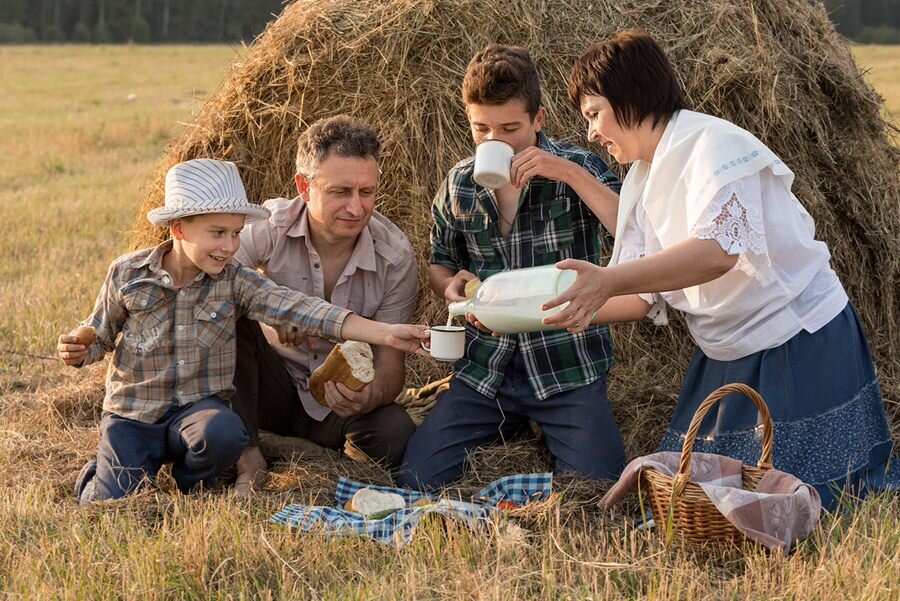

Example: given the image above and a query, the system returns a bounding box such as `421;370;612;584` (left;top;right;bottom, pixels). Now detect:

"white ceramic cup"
473;140;515;189
421;325;466;361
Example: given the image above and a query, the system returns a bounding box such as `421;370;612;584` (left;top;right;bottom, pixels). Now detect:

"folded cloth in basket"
269;473;552;545
601;452;821;554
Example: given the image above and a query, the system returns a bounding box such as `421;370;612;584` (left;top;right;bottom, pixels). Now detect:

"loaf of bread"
344;487;406;517
308;341;375;406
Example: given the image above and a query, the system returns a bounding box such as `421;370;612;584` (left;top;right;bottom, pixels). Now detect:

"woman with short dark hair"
547;30;898;509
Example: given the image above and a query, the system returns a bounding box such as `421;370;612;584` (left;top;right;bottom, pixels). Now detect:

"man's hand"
57;334;87;366
322;381;379;417
510;146;574;189
540;259;611;333
443;269;479;303
273;325;318;349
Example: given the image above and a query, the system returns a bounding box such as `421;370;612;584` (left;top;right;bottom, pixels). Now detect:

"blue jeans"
396;350;625;490
76;397;248;503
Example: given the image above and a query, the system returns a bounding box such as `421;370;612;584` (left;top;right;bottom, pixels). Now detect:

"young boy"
396;44;625;489
57;158;427;503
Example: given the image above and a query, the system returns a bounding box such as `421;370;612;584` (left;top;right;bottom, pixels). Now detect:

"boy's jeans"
76;397;248;503
396;350;625;490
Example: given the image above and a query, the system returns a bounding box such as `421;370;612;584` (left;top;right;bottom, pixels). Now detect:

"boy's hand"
382;324;430;356
57;334;88;366
510;147;573;189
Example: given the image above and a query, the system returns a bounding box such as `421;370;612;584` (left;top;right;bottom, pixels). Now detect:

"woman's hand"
541;259;613;333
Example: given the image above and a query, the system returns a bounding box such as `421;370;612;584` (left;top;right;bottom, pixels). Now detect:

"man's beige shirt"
234;197;418;420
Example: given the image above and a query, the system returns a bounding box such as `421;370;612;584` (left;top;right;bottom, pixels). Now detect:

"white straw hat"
147;159;271;226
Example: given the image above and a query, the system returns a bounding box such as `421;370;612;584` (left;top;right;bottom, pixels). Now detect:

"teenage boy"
229;115;418;493
396;44;626;489
57;159;427;503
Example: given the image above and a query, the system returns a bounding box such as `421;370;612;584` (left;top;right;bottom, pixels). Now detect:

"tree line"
824;0;900;43
0;0;286;44
0;0;898;44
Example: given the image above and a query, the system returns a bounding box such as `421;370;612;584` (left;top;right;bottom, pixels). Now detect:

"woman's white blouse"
618;168;848;361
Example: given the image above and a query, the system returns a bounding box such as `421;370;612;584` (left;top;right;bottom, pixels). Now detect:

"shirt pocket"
194;300;236;348
532;196;575;256
455;213;494;263
120;286;170;353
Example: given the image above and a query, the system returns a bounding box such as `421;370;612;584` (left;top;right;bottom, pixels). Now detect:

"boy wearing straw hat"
57;159;428;503
397;44;625;489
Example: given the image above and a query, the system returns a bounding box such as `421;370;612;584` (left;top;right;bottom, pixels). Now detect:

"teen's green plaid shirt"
431;132;621;400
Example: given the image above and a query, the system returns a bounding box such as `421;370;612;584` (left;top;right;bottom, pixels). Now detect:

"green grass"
0;44;898;599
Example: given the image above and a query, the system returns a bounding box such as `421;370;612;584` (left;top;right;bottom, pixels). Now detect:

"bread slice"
345;487;406;517
309;341;375;406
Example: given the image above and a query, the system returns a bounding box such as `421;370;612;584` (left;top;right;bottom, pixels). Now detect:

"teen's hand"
57;334;88;367
510;147;574;189
541;259;611;333
443;270;479;303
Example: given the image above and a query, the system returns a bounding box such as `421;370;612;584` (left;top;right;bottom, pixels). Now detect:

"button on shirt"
430;132;621;400
79;239;351;423
234;197;418;421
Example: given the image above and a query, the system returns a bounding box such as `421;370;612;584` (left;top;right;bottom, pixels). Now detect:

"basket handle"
671;383;773;496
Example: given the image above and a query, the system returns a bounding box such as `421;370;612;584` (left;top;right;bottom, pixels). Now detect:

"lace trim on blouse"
690;178;774;285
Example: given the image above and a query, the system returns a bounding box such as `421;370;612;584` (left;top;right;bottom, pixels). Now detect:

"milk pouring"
447;265;577;333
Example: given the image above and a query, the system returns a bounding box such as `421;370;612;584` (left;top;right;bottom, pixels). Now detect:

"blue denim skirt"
658;302;899;510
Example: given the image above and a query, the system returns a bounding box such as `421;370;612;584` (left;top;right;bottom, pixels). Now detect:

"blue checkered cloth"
269;473;552;545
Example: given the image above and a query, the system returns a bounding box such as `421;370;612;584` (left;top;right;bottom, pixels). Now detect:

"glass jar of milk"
447;265;577;334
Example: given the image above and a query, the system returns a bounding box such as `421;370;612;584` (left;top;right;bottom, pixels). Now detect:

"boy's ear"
533;106;547;131
295;173;311;198
169;218;185;241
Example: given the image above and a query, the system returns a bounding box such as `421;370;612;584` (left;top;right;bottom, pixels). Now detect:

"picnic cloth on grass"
601;452;821;554
270;473;552;545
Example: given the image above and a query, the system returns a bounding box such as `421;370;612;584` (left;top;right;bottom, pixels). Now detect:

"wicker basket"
640;383;774;546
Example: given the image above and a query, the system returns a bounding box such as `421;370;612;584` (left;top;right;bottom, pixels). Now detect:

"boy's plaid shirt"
430;132;621;400
78;240;350;423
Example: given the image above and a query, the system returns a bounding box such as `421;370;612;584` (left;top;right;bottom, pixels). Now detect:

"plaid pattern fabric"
79;239;350;423
269;473;552;545
430;132;620;400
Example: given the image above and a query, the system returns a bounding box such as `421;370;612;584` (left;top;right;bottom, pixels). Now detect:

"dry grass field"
0;44;897;599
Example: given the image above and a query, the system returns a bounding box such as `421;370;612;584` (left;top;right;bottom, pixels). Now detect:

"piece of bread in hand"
464;278;482;298
308;341;375;406
344;487;406;517
73;325;97;346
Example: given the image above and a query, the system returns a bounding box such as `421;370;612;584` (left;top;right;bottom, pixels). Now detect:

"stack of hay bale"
131;0;899;456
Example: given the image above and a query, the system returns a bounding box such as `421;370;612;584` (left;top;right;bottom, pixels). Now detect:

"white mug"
421;325;465;361
473;139;515;189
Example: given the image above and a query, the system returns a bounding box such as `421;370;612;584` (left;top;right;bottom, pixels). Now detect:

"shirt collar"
139;239;173;272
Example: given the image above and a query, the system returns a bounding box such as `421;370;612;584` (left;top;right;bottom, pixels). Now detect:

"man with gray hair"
230;115;419;494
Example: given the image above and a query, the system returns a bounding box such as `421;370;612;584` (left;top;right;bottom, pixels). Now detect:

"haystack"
130;0;899;453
